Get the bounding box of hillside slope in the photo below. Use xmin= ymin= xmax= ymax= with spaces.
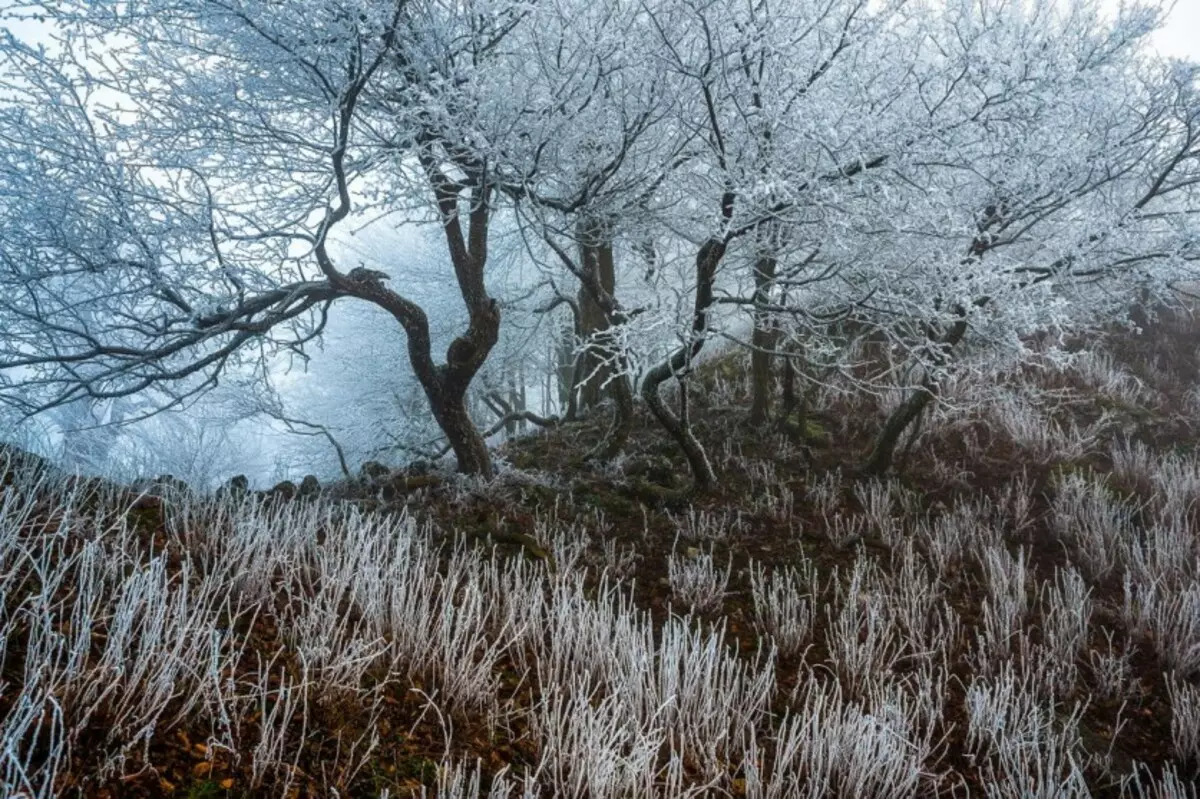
xmin=3 ymin=315 xmax=1200 ymax=797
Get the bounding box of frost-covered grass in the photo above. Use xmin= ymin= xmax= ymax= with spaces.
xmin=5 ymin=327 xmax=1200 ymax=796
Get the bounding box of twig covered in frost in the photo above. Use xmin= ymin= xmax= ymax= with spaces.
xmin=667 ymin=506 xmax=742 ymax=542
xmin=1126 ymin=579 xmax=1200 ymax=679
xmin=807 ymin=470 xmax=843 ymax=518
xmin=854 ymin=479 xmax=899 ymax=545
xmin=1038 ymin=566 xmax=1092 ymax=695
xmin=528 ymin=679 xmax=665 ymax=798
xmin=971 ymin=546 xmax=1031 ymax=673
xmin=826 ymin=554 xmax=907 ymax=697
xmin=744 ymin=678 xmax=931 ymax=799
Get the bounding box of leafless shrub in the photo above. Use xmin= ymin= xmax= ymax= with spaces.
xmin=1129 ymin=514 xmax=1198 ymax=588
xmin=1087 ymin=628 xmax=1137 ymax=702
xmin=529 ymin=680 xmax=664 ymax=797
xmin=1121 ymin=762 xmax=1199 ymax=799
xmin=599 ymin=538 xmax=641 ymax=579
xmin=667 ymin=506 xmax=743 ymax=542
xmin=744 ymin=678 xmax=931 ymax=799
xmin=997 ymin=471 xmax=1037 ymax=539
xmin=969 ymin=542 xmax=1036 ymax=671
xmin=250 ymin=655 xmax=308 ymax=791
xmin=1126 ymin=580 xmax=1200 ymax=679
xmin=1037 ymin=567 xmax=1092 ymax=693
xmin=918 ymin=498 xmax=1002 ymax=580
xmin=1154 ymin=453 xmax=1200 ymax=526
xmin=1070 ymin=350 xmax=1155 ymax=408
xmin=534 ymin=508 xmax=591 ymax=575
xmin=854 ymin=479 xmax=900 ymax=546
xmin=1167 ymin=677 xmax=1200 ymax=766
xmin=967 ymin=665 xmax=1089 ymax=797
xmin=883 ymin=541 xmax=960 ymax=658
xmin=823 ymin=513 xmax=866 ymax=549
xmin=807 ymin=471 xmax=843 ymax=518
xmin=668 ymin=546 xmax=731 ymax=613
xmin=750 ymin=559 xmax=817 ymax=658
xmin=990 ymin=391 xmax=1108 ymax=464
xmin=826 ymin=555 xmax=906 ymax=697
xmin=1112 ymin=439 xmax=1159 ymax=495
xmin=651 ymin=618 xmax=777 ymax=775
xmin=756 ymin=482 xmax=797 ymax=525
xmin=1052 ymin=473 xmax=1133 ymax=581
xmin=424 ymin=759 xmax=535 ymax=799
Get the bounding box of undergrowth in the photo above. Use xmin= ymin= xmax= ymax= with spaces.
xmin=4 ymin=316 xmax=1200 ymax=797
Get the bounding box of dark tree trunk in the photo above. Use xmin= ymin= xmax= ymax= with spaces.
xmin=332 ymin=160 xmax=501 ymax=477
xmin=641 ymin=238 xmax=725 ymax=492
xmin=861 ymin=380 xmax=937 ymax=477
xmin=861 ymin=315 xmax=968 ymax=476
xmin=749 ymin=253 xmax=779 ymax=425
xmin=576 ymin=219 xmax=618 ymax=410
xmin=588 ymin=372 xmax=633 ymax=461
xmin=432 ymin=388 xmax=493 ymax=477
xmin=780 ymin=348 xmax=798 ymax=419
xmin=567 ymin=216 xmax=634 ymax=460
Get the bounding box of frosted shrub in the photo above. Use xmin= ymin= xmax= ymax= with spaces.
xmin=668 ymin=506 xmax=743 ymax=542
xmin=1168 ymin=678 xmax=1200 ymax=765
xmin=746 ymin=679 xmax=930 ymax=799
xmin=1052 ymin=473 xmax=1134 ymax=581
xmin=668 ymin=546 xmax=731 ymax=613
xmin=750 ymin=559 xmax=818 ymax=658
xmin=1086 ymin=625 xmax=1136 ymax=703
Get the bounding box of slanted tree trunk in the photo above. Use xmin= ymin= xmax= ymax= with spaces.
xmin=749 ymin=253 xmax=779 ymax=425
xmin=861 ymin=314 xmax=968 ymax=476
xmin=641 ymin=238 xmax=724 ymax=492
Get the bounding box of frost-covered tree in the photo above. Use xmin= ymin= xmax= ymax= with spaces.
xmin=627 ymin=0 xmax=917 ymax=488
xmin=0 ymin=0 xmax=542 ymax=477
xmin=0 ymin=0 xmax=1193 ymax=486
xmin=841 ymin=0 xmax=1200 ymax=474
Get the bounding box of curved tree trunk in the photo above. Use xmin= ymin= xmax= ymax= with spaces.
xmin=432 ymin=389 xmax=494 ymax=477
xmin=861 ymin=315 xmax=968 ymax=476
xmin=334 ymin=160 xmax=501 ymax=477
xmin=641 ymin=238 xmax=725 ymax=492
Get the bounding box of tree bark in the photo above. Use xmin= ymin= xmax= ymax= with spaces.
xmin=587 ymin=372 xmax=634 ymax=461
xmin=431 ymin=387 xmax=493 ymax=477
xmin=571 ymin=216 xmax=634 ymax=460
xmin=749 ymin=253 xmax=779 ymax=425
xmin=861 ymin=380 xmax=936 ymax=476
xmin=861 ymin=315 xmax=968 ymax=476
xmin=641 ymin=238 xmax=724 ymax=492
xmin=331 ymin=161 xmax=501 ymax=478
xmin=577 ymin=220 xmax=618 ymax=409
